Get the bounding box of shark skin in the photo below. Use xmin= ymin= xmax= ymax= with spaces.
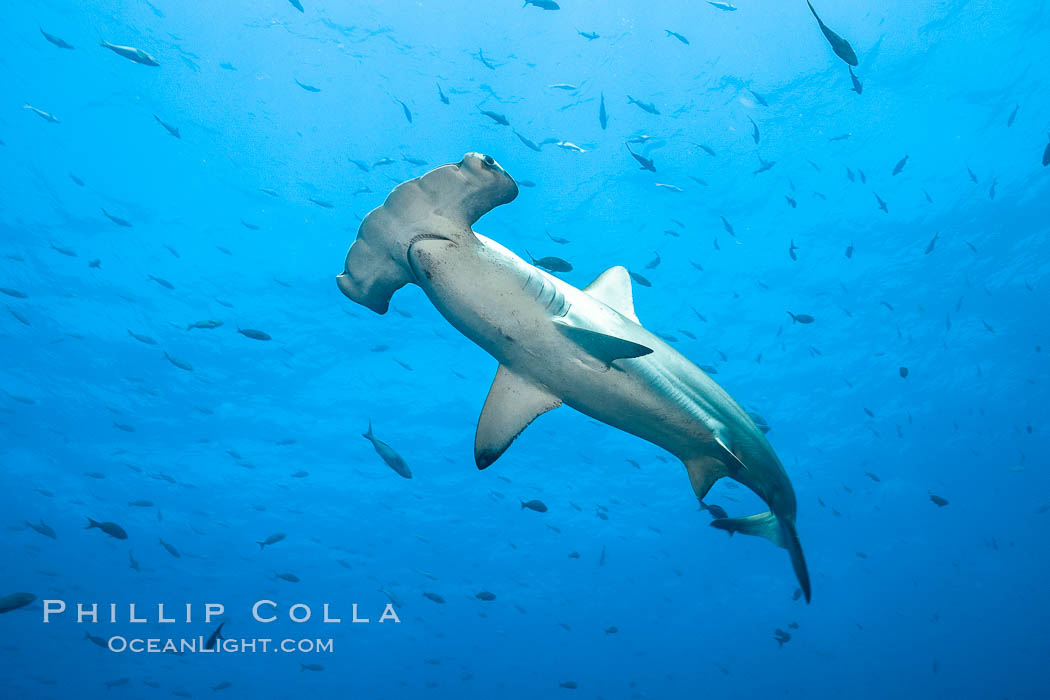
xmin=336 ymin=153 xmax=811 ymax=601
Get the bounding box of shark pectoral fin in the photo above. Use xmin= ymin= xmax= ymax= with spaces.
xmin=552 ymin=318 xmax=653 ymax=366
xmin=710 ymin=511 xmax=812 ymax=603
xmin=583 ymin=266 xmax=640 ymax=323
xmin=474 ymin=365 xmax=561 ymax=470
xmin=684 ymin=456 xmax=727 ymax=502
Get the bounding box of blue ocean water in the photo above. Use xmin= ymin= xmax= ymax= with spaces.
xmin=2 ymin=0 xmax=1049 ymax=697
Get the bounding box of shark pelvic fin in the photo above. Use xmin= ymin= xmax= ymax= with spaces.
xmin=583 ymin=266 xmax=639 ymax=323
xmin=475 ymin=365 xmax=561 ymax=469
xmin=552 ymin=318 xmax=653 ymax=365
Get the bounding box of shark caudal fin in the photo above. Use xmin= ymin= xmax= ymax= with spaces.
xmin=710 ymin=511 xmax=811 ymax=603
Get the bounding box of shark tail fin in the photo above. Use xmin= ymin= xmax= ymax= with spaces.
xmin=362 ymin=419 xmax=373 ymax=440
xmin=710 ymin=511 xmax=811 ymax=603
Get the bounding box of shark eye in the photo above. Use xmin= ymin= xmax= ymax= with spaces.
xmin=483 ymin=155 xmax=495 ymax=166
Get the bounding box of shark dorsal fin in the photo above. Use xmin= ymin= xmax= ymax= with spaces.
xmin=475 ymin=365 xmax=561 ymax=469
xmin=552 ymin=318 xmax=653 ymax=365
xmin=583 ymin=266 xmax=639 ymax=323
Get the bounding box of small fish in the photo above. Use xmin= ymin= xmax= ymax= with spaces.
xmin=163 ymin=352 xmax=193 ymax=372
xmin=787 ymin=312 xmax=815 ymax=324
xmin=396 ymin=99 xmax=412 ymax=123
xmin=967 ymin=166 xmax=978 ymax=183
xmin=291 ymin=470 xmax=309 ymax=478
xmin=523 ymin=0 xmax=560 ymax=10
xmin=128 ymin=551 xmax=140 ymax=571
xmin=128 ymin=499 xmax=153 ymax=507
xmin=363 ymin=420 xmax=411 ymax=478
xmin=845 ymin=241 xmax=854 ymax=258
xmin=699 ymin=501 xmax=729 ymax=519
xmin=626 ymin=95 xmax=659 ymax=115
xmin=848 ymin=66 xmax=862 ymax=94
xmin=748 ymin=116 xmax=760 ymax=144
xmin=85 ymin=517 xmax=127 ymax=540
xmin=599 ymin=92 xmax=608 ymax=130
xmin=578 ymin=30 xmax=599 ymax=40
xmin=925 ymin=232 xmax=939 ymax=254
xmin=774 ymin=628 xmax=792 ymax=647
xmin=25 ymin=520 xmax=57 ymax=539
xmin=514 ymin=131 xmax=542 ymax=152
xmin=294 ymin=78 xmax=321 ymax=92
xmin=257 ymin=533 xmax=285 ymax=550
xmin=527 ymin=252 xmax=572 ymax=272
xmin=707 ymin=1 xmax=737 ymax=9
xmin=1006 ymin=103 xmax=1019 ymax=126
xmin=276 ymin=572 xmax=300 ymax=583
xmin=206 ymin=626 xmax=227 ymax=654
xmin=148 ymin=275 xmax=174 ymax=289
xmin=629 ymin=271 xmax=652 ymax=287
xmin=720 ymin=216 xmax=735 ymax=237
xmin=479 ymin=109 xmax=509 ymax=126
xmin=874 ymin=193 xmax=888 ymax=213
xmin=929 ymin=493 xmax=949 ymax=507
xmin=24 ymin=104 xmax=59 ymax=123
xmin=436 ymin=83 xmax=449 ymax=105
xmin=102 ymin=209 xmax=132 ymax=227
xmin=1042 ymin=134 xmax=1050 ymax=167
xmin=789 ymin=240 xmax=798 ymax=261
xmin=753 ymin=156 xmax=775 ymax=174
xmin=892 ymin=155 xmax=908 ymax=176
xmin=554 ymin=141 xmax=586 ymax=153
xmin=127 ymin=329 xmax=157 ymax=345
xmin=300 ymin=664 xmax=324 ymax=672
xmin=546 ymin=231 xmax=570 ymax=245
xmin=749 ymin=88 xmax=768 ymax=106
xmin=806 ymin=1 xmax=858 ymax=66
xmin=422 ymin=592 xmax=445 ymax=604
xmin=100 ymin=40 xmax=159 ymax=66
xmin=665 ymin=30 xmax=689 ymax=45
xmin=548 ymin=83 xmax=578 ymax=91
xmin=158 ymin=538 xmax=181 ymax=558
xmin=829 ymin=133 xmax=851 ymax=142
xmin=476 ymin=48 xmax=496 ymax=70
xmin=238 ymin=328 xmax=271 ymax=341
xmin=655 ymin=183 xmax=682 ymax=192
xmin=899 ymin=367 xmax=909 ymax=378
xmin=645 ymin=252 xmax=661 ymax=269
xmin=626 ymin=144 xmax=655 ymax=172
xmin=153 ymin=114 xmax=180 ymax=138
xmin=521 ymin=499 xmax=548 ymax=513
xmin=475 ymin=591 xmax=496 ymax=601
xmin=784 ymin=195 xmax=797 ymax=208
xmin=308 ymin=197 xmax=333 ymax=208
xmin=187 ymin=320 xmax=223 ymax=330
xmin=69 ymin=173 xmax=85 ymax=186
xmin=0 ymin=287 xmax=27 ymax=299
xmin=40 ymin=29 xmax=74 ymax=49
xmin=559 ymin=681 xmax=579 ymax=689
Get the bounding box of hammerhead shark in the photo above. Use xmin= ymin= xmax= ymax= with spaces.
xmin=336 ymin=153 xmax=811 ymax=601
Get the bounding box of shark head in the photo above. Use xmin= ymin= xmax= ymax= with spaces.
xmin=337 ymin=153 xmax=518 ymax=314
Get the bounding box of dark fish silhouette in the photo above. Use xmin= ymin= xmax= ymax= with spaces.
xmin=102 ymin=209 xmax=132 ymax=227
xmin=787 ymin=312 xmax=815 ymax=324
xmin=436 ymin=83 xmax=449 ymax=104
xmin=153 ymin=114 xmax=180 ymax=138
xmin=748 ymin=116 xmax=760 ymax=144
xmin=892 ymin=155 xmax=908 ymax=176
xmin=527 ymin=252 xmax=572 ymax=272
xmin=627 ymin=95 xmax=659 ymax=114
xmin=806 ymin=1 xmax=858 ymax=66
xmin=288 ymin=0 xmax=304 ymax=11
xmin=363 ymin=420 xmax=411 ymax=478
xmin=294 ymin=78 xmax=320 ymax=93
xmin=626 ymin=144 xmax=655 ymax=171
xmin=929 ymin=493 xmax=949 ymax=507
xmin=524 ymin=0 xmax=560 ymax=9
xmin=204 ymin=622 xmax=225 ymax=650
xmin=257 ymin=533 xmax=285 ymax=549
xmin=86 ymin=518 xmax=127 ymax=540
xmin=238 ymin=328 xmax=271 ymax=341
xmin=629 ymin=271 xmax=652 ymax=287
xmin=1006 ymin=103 xmax=1018 ymax=127
xmin=665 ymin=30 xmax=690 ymax=44
xmin=40 ymin=29 xmax=74 ymax=49
xmin=599 ymin=92 xmax=608 ymax=130
xmin=521 ymin=499 xmax=548 ymax=512
xmin=479 ymin=109 xmax=509 ymax=126
xmin=396 ymin=99 xmax=412 ymax=123
xmin=849 ymin=66 xmax=862 ymax=94
xmin=1043 ymin=135 xmax=1050 ymax=167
